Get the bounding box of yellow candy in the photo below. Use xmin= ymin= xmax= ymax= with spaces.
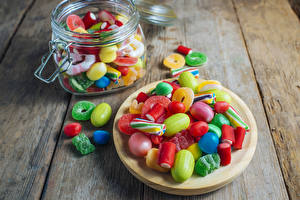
xmin=73 ymin=27 xmax=88 ymax=33
xmin=106 ymin=65 xmax=121 ymax=83
xmin=187 ymin=143 xmax=202 ymax=161
xmin=86 ymin=62 xmax=107 ymax=81
xmin=196 ymin=80 xmax=222 ymax=93
xmin=99 ymin=49 xmax=117 ymax=63
xmin=115 ymin=14 xmax=129 ymax=24
xmin=163 ymin=53 xmax=185 ymax=69
xmin=129 ymin=100 xmax=144 ymax=114
xmin=134 ymin=34 xmax=142 ymax=42
xmin=122 ymin=68 xmax=137 ymax=86
xmin=172 ymin=87 xmax=194 ymax=112
xmin=100 ymin=45 xmax=118 ymax=53
xmin=145 ymin=148 xmax=170 ymax=173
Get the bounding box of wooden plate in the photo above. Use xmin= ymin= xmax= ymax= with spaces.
xmin=113 ymin=79 xmax=257 ymax=195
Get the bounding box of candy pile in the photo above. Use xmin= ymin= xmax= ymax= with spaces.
xmin=118 ymin=72 xmax=249 ymax=182
xmin=57 ymin=10 xmax=146 ymax=94
xmin=63 ymin=101 xmax=112 ymax=155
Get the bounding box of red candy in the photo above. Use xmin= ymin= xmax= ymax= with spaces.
xmin=128 ymin=132 xmax=152 ymax=157
xmin=177 ymin=45 xmax=192 ymax=55
xmin=221 ymin=124 xmax=235 ymax=145
xmin=136 ymin=92 xmax=149 ymax=103
xmin=151 ymin=135 xmax=163 ymax=145
xmin=158 ymin=142 xmax=176 ymax=168
xmin=115 ymin=20 xmax=123 ymax=27
xmin=214 ymin=101 xmax=230 ymax=113
xmin=217 ymin=143 xmax=231 ymax=166
xmin=82 ymin=11 xmax=97 ymax=29
xmin=168 ymin=101 xmax=185 ymax=114
xmin=66 ymin=14 xmax=85 ymax=31
xmin=141 ymin=96 xmax=171 ymax=117
xmin=117 ymin=66 xmax=129 ymax=76
xmin=146 ymin=103 xmax=165 ymax=122
xmin=233 ymin=127 xmax=246 ymax=149
xmin=98 ymin=10 xmax=115 ymax=24
xmin=113 ymin=56 xmax=138 ymax=66
xmin=63 ymin=122 xmax=82 ymax=137
xmin=118 ymin=114 xmax=140 ymax=135
xmin=189 ymin=121 xmax=209 ymax=137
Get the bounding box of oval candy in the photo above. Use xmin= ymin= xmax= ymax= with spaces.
xmin=163 ymin=113 xmax=190 ymax=137
xmin=171 ymin=150 xmax=195 ymax=182
xmin=90 ymin=103 xmax=112 ymax=127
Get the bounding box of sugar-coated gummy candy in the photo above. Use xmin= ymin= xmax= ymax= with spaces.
xmin=118 ymin=114 xmax=140 ymax=135
xmin=158 ymin=142 xmax=176 ymax=168
xmin=63 ymin=122 xmax=82 ymax=137
xmin=190 ymin=102 xmax=214 ymax=122
xmin=233 ymin=127 xmax=246 ymax=149
xmin=72 ymin=101 xmax=96 ymax=121
xmin=130 ymin=118 xmax=166 ymax=136
xmin=208 ymin=124 xmax=222 ymax=138
xmin=186 ymin=143 xmax=202 ymax=160
xmin=210 ymin=113 xmax=230 ymax=129
xmin=185 ymin=51 xmax=207 ymax=66
xmin=151 ymin=135 xmax=163 ymax=145
xmin=95 ymin=76 xmax=110 ymax=88
xmin=72 ymin=133 xmax=95 ymax=155
xmin=163 ymin=53 xmax=185 ymax=69
xmin=66 ymin=14 xmax=85 ymax=31
xmin=163 ymin=113 xmax=190 ymax=137
xmin=129 ymin=99 xmax=144 ymax=114
xmin=86 ymin=62 xmax=107 ymax=81
xmin=189 ymin=121 xmax=209 ymax=137
xmin=172 ymin=87 xmax=194 ymax=112
xmin=122 ymin=68 xmax=137 ymax=86
xmin=171 ymin=150 xmax=195 ymax=182
xmin=207 ymin=89 xmax=232 ymax=103
xmin=217 ymin=143 xmax=231 ymax=166
xmin=198 ymin=132 xmax=219 ymax=154
xmin=93 ymin=130 xmax=110 ymax=145
xmin=221 ymin=124 xmax=235 ymax=145
xmin=155 ymin=82 xmax=173 ymax=96
xmin=224 ymin=105 xmax=249 ymax=130
xmin=141 ymin=96 xmax=171 ymax=117
xmin=196 ymin=80 xmax=221 ymax=93
xmin=178 ymin=72 xmax=198 ymax=93
xmin=194 ymin=153 xmax=220 ymax=177
xmin=69 ymin=73 xmax=94 ymax=92
xmin=146 ymin=148 xmax=170 ymax=172
xmin=90 ymin=103 xmax=112 ymax=127
xmin=128 ymin=132 xmax=152 ymax=157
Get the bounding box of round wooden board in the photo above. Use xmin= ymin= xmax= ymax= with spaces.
xmin=113 ymin=79 xmax=257 ymax=195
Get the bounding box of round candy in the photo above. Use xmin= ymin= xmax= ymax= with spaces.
xmin=210 ymin=113 xmax=230 ymax=129
xmin=95 ymin=76 xmax=110 ymax=88
xmin=190 ymin=101 xmax=214 ymax=122
xmin=163 ymin=113 xmax=190 ymax=137
xmin=155 ymin=82 xmax=173 ymax=96
xmin=163 ymin=53 xmax=185 ymax=69
xmin=86 ymin=62 xmax=107 ymax=81
xmin=178 ymin=71 xmax=198 ymax=93
xmin=185 ymin=52 xmax=207 ymax=66
xmin=93 ymin=130 xmax=111 ymax=144
xmin=90 ymin=103 xmax=112 ymax=127
xmin=141 ymin=96 xmax=171 ymax=117
xmin=214 ymin=101 xmax=230 ymax=113
xmin=118 ymin=114 xmax=140 ymax=135
xmin=189 ymin=121 xmax=209 ymax=137
xmin=63 ymin=122 xmax=82 ymax=137
xmin=208 ymin=89 xmax=232 ymax=103
xmin=128 ymin=132 xmax=152 ymax=157
xmin=198 ymin=132 xmax=219 ymax=154
xmin=168 ymin=101 xmax=185 ymax=114
xmin=66 ymin=14 xmax=85 ymax=31
xmin=72 ymin=101 xmax=96 ymax=121
xmin=99 ymin=49 xmax=117 ymax=63
xmin=171 ymin=87 xmax=194 ymax=113
xmin=129 ymin=100 xmax=144 ymax=114
xmin=208 ymin=124 xmax=222 ymax=138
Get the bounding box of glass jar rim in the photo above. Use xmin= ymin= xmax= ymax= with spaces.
xmin=51 ymin=0 xmax=139 ymax=46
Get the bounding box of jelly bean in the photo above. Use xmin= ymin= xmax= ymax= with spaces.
xmin=189 ymin=121 xmax=209 ymax=137
xmin=217 ymin=143 xmax=231 ymax=166
xmin=90 ymin=103 xmax=112 ymax=127
xmin=233 ymin=127 xmax=246 ymax=149
xmin=95 ymin=76 xmax=110 ymax=88
xmin=130 ymin=118 xmax=166 ymax=136
xmin=66 ymin=14 xmax=85 ymax=31
xmin=163 ymin=113 xmax=190 ymax=137
xmin=118 ymin=114 xmax=140 ymax=135
xmin=171 ymin=150 xmax=195 ymax=182
xmin=194 ymin=153 xmax=220 ymax=176
xmin=214 ymin=101 xmax=230 ymax=113
xmin=171 ymin=67 xmax=199 ymax=78
xmin=129 ymin=99 xmax=144 ymax=114
xmin=168 ymin=101 xmax=185 ymax=114
xmin=82 ymin=11 xmax=97 ymax=29
xmin=69 ymin=73 xmax=94 ymax=92
xmin=155 ymin=82 xmax=173 ymax=96
xmin=196 ymin=80 xmax=222 ymax=93
xmin=178 ymin=71 xmax=198 ymax=93
xmin=72 ymin=100 xmax=96 ymax=121
xmin=86 ymin=62 xmax=107 ymax=81
xmin=98 ymin=10 xmax=115 ymax=24
xmin=73 ymin=27 xmax=88 ymax=33
xmin=145 ymin=148 xmax=170 ymax=172
xmin=93 ymin=130 xmax=110 ymax=145
xmin=177 ymin=45 xmax=192 ymax=55
xmin=99 ymin=49 xmax=117 ymax=63
xmin=163 ymin=53 xmax=185 ymax=69
xmin=207 ymin=89 xmax=232 ymax=103
xmin=208 ymin=124 xmax=222 ymax=138
xmin=186 ymin=143 xmax=202 ymax=160
xmin=117 ymin=66 xmax=129 ymax=76
xmin=145 ymin=103 xmax=165 ymax=122
xmin=171 ymin=87 xmax=194 ymax=112
xmin=221 ymin=124 xmax=235 ymax=145
xmin=210 ymin=113 xmax=230 ymax=129
xmin=136 ymin=92 xmax=149 ymax=103
xmin=198 ymin=132 xmax=219 ymax=154
xmin=185 ymin=51 xmax=207 ymax=66
xmin=106 ymin=65 xmax=121 ymax=83
xmin=158 ymin=142 xmax=176 ymax=168
xmin=128 ymin=132 xmax=152 ymax=157
xmin=224 ymin=105 xmax=249 ymax=130
xmin=190 ymin=102 xmax=214 ymax=122
xmin=63 ymin=122 xmax=82 ymax=137
xmin=122 ymin=68 xmax=137 ymax=86
xmin=72 ymin=133 xmax=95 ymax=155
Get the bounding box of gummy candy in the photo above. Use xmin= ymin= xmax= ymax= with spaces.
xmin=163 ymin=53 xmax=185 ymax=69
xmin=118 ymin=114 xmax=140 ymax=135
xmin=129 ymin=99 xmax=144 ymax=114
xmin=196 ymin=80 xmax=222 ymax=93
xmin=185 ymin=52 xmax=207 ymax=66
xmin=194 ymin=153 xmax=220 ymax=177
xmin=69 ymin=73 xmax=94 ymax=92
xmin=141 ymin=96 xmax=171 ymax=117
xmin=72 ymin=133 xmax=95 ymax=155
xmin=67 ymin=14 xmax=85 ymax=31
xmin=72 ymin=101 xmax=96 ymax=121
xmin=171 ymin=87 xmax=194 ymax=112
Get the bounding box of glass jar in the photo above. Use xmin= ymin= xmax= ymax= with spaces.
xmin=35 ymin=0 xmax=146 ymax=95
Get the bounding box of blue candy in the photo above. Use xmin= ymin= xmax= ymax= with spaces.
xmin=95 ymin=76 xmax=110 ymax=88
xmin=198 ymin=132 xmax=219 ymax=154
xmin=93 ymin=130 xmax=111 ymax=145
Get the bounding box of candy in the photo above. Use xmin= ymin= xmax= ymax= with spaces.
xmin=163 ymin=53 xmax=185 ymax=69
xmin=136 ymin=92 xmax=149 ymax=103
xmin=129 ymin=100 xmax=144 ymax=114
xmin=116 ymin=14 xmax=129 ymax=24
xmin=194 ymin=92 xmax=216 ymax=104
xmin=113 ymin=56 xmax=138 ymax=66
xmin=185 ymin=51 xmax=207 ymax=66
xmin=163 ymin=81 xmax=180 ymax=94
xmin=93 ymin=130 xmax=110 ymax=145
xmin=63 ymin=54 xmax=96 ymax=76
xmin=221 ymin=124 xmax=235 ymax=145
xmin=164 ymin=113 xmax=190 ymax=137
xmin=171 ymin=150 xmax=195 ymax=182
xmin=99 ymin=45 xmax=118 ymax=63
xmin=171 ymin=67 xmax=199 ymax=78
xmin=214 ymin=101 xmax=230 ymax=113
xmin=186 ymin=143 xmax=202 ymax=160
xmin=150 ymin=135 xmax=163 ymax=145
xmin=90 ymin=103 xmax=112 ymax=127
xmin=189 ymin=121 xmax=209 ymax=137
xmin=122 ymin=68 xmax=138 ymax=86
xmin=88 ymin=22 xmax=103 ymax=31
xmin=72 ymin=101 xmax=96 ymax=121
xmin=155 ymin=82 xmax=173 ymax=96
xmin=128 ymin=132 xmax=152 ymax=157
xmin=145 ymin=148 xmax=170 ymax=172
xmin=177 ymin=45 xmax=192 ymax=55
xmin=168 ymin=101 xmax=185 ymax=114
xmin=194 ymin=153 xmax=220 ymax=176
xmin=118 ymin=114 xmax=140 ymax=135
xmin=198 ymin=132 xmax=219 ymax=154
xmin=141 ymin=96 xmax=171 ymax=117
xmin=130 ymin=118 xmax=166 ymax=136
xmin=145 ymin=103 xmax=165 ymax=122
xmin=106 ymin=65 xmax=121 ymax=83
xmin=98 ymin=10 xmax=115 ymax=24
xmin=63 ymin=123 xmax=82 ymax=137
xmin=178 ymin=71 xmax=198 ymax=93
xmin=190 ymin=102 xmax=214 ymax=122
xmin=86 ymin=62 xmax=107 ymax=81
xmin=69 ymin=73 xmax=94 ymax=92
xmin=117 ymin=66 xmax=129 ymax=76
xmin=158 ymin=142 xmax=176 ymax=168
xmin=224 ymin=105 xmax=249 ymax=130
xmin=208 ymin=89 xmax=232 ymax=103
xmin=172 ymin=87 xmax=194 ymax=112
xmin=134 ymin=66 xmax=146 ymax=79
xmin=208 ymin=124 xmax=222 ymax=138
xmin=66 ymin=14 xmax=85 ymax=31
xmin=73 ymin=27 xmax=88 ymax=33
xmin=177 ymin=131 xmax=195 ymax=149
xmin=210 ymin=113 xmax=230 ymax=129
xmin=72 ymin=133 xmax=95 ymax=155
xmin=82 ymin=11 xmax=97 ymax=29
xmin=196 ymin=80 xmax=222 ymax=93
xmin=118 ymin=37 xmax=144 ymax=58
xmin=217 ymin=142 xmax=231 ymax=166
xmin=233 ymin=127 xmax=246 ymax=149
xmin=95 ymin=76 xmax=110 ymax=88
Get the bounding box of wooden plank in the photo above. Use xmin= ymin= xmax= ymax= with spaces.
xmin=0 ymin=0 xmax=71 ymax=199
xmin=0 ymin=0 xmax=35 ymax=61
xmin=233 ymin=0 xmax=300 ymax=199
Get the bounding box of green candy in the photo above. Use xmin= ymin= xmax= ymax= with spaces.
xmin=69 ymin=73 xmax=94 ymax=93
xmin=207 ymin=89 xmax=232 ymax=104
xmin=90 ymin=103 xmax=112 ymax=127
xmin=164 ymin=113 xmax=190 ymax=137
xmin=88 ymin=22 xmax=103 ymax=31
xmin=171 ymin=150 xmax=195 ymax=182
xmin=72 ymin=101 xmax=96 ymax=121
xmin=178 ymin=71 xmax=198 ymax=93
xmin=208 ymin=124 xmax=222 ymax=138
xmin=72 ymin=133 xmax=95 ymax=155
xmin=210 ymin=113 xmax=230 ymax=129
xmin=155 ymin=82 xmax=173 ymax=96
xmin=195 ymin=153 xmax=220 ymax=177
xmin=185 ymin=52 xmax=207 ymax=66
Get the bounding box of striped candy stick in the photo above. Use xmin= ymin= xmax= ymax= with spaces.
xmin=106 ymin=66 xmax=121 ymax=83
xmin=224 ymin=105 xmax=249 ymax=130
xmin=130 ymin=118 xmax=166 ymax=136
xmin=171 ymin=67 xmax=199 ymax=78
xmin=194 ymin=92 xmax=216 ymax=104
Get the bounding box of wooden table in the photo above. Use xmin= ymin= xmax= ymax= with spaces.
xmin=0 ymin=0 xmax=299 ymax=199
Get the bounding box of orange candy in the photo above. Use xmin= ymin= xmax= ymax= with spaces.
xmin=122 ymin=68 xmax=138 ymax=86
xmin=163 ymin=53 xmax=185 ymax=69
xmin=172 ymin=87 xmax=194 ymax=112
xmin=129 ymin=99 xmax=144 ymax=114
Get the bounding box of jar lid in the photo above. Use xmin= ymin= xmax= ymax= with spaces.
xmin=134 ymin=0 xmax=177 ymax=26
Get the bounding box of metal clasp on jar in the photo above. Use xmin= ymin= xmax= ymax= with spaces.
xmin=34 ymin=39 xmax=72 ymax=83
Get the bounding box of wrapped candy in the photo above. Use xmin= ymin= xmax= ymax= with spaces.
xmin=130 ymin=118 xmax=166 ymax=136
xmin=194 ymin=92 xmax=216 ymax=104
xmin=72 ymin=133 xmax=95 ymax=155
xmin=224 ymin=105 xmax=249 ymax=130
xmin=171 ymin=67 xmax=199 ymax=78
